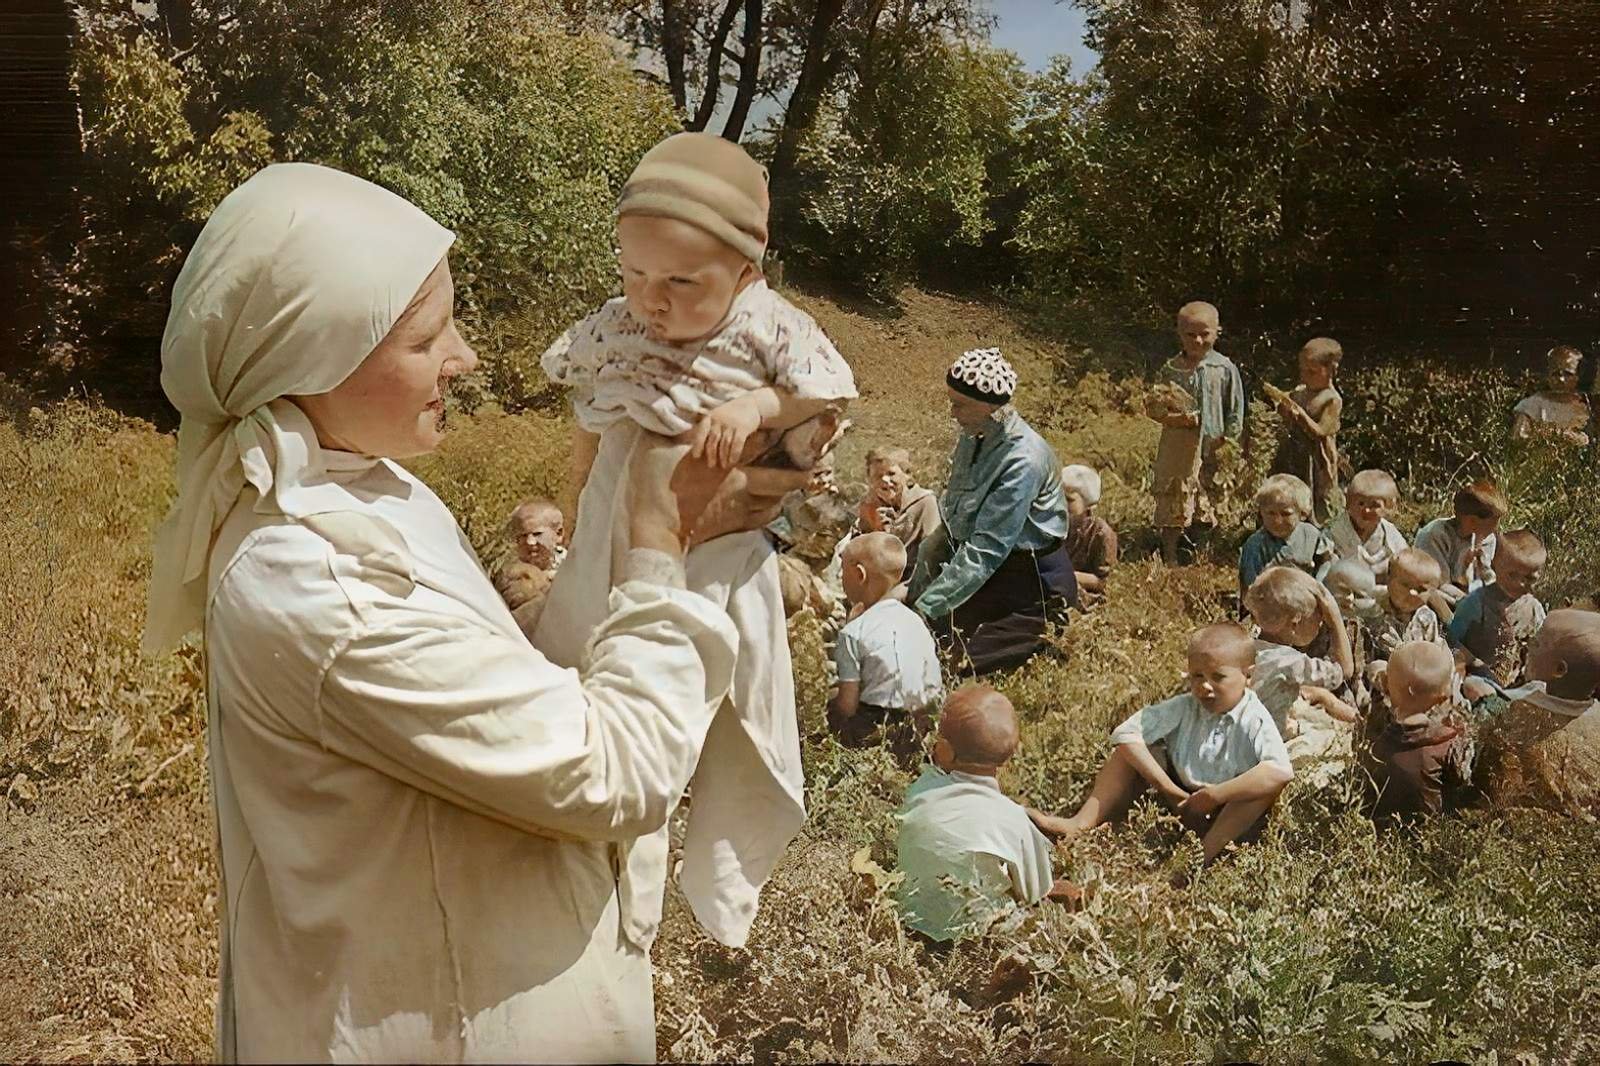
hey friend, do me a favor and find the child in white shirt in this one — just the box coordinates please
[829,533,943,768]
[537,133,857,952]
[1322,468,1407,582]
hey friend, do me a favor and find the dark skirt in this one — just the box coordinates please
[943,542,1079,676]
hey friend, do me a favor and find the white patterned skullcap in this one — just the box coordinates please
[946,347,1016,404]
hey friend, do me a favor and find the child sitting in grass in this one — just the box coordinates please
[1475,609,1600,816]
[1323,468,1407,582]
[856,446,941,579]
[1061,463,1118,602]
[1323,558,1380,708]
[1448,528,1548,698]
[1147,301,1245,565]
[1362,641,1470,825]
[1414,478,1508,608]
[895,686,1056,942]
[1269,337,1345,523]
[1510,345,1590,448]
[491,496,565,636]
[1364,547,1449,663]
[1239,473,1334,603]
[829,533,943,769]
[1028,623,1293,864]
[1244,566,1356,740]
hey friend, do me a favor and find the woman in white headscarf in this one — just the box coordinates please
[146,162,811,1063]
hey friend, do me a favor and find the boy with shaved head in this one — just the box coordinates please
[895,685,1055,942]
[1476,609,1600,815]
[1146,301,1245,564]
[1030,623,1293,863]
[829,532,943,767]
[1363,642,1469,824]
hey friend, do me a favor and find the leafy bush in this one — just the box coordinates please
[60,1,675,406]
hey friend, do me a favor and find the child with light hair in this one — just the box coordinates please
[1269,337,1345,523]
[537,132,858,951]
[1322,558,1380,708]
[1448,528,1548,696]
[1244,566,1356,743]
[1510,345,1590,447]
[895,686,1056,942]
[1475,609,1600,816]
[1060,462,1118,600]
[829,532,943,769]
[491,497,566,636]
[1239,473,1334,602]
[1028,623,1292,863]
[1362,641,1470,824]
[1364,547,1449,662]
[1323,468,1407,582]
[1414,478,1508,606]
[856,445,941,577]
[1146,301,1245,564]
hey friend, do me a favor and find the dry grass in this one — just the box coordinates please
[3,288,1600,1063]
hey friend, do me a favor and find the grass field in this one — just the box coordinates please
[2,288,1598,1063]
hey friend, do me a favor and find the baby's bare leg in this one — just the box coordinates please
[1201,794,1275,863]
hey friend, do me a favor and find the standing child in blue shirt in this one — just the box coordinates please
[1146,301,1246,564]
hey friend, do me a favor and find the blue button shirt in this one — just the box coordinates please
[913,406,1068,619]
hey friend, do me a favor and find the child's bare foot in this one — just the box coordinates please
[1026,806,1082,840]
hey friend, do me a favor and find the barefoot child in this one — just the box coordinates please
[895,686,1056,942]
[537,133,858,950]
[1147,301,1245,564]
[1238,474,1334,603]
[1029,623,1292,863]
[829,533,943,768]
[1362,641,1470,824]
[1268,337,1345,523]
[1061,463,1119,601]
[1414,479,1508,608]
[1323,469,1407,581]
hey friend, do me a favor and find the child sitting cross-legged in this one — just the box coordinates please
[1028,623,1293,865]
[1061,463,1119,603]
[1362,641,1470,825]
[894,686,1061,942]
[1323,468,1408,582]
[828,532,944,769]
[1245,566,1357,750]
[1239,474,1333,604]
[1448,528,1548,700]
[1414,478,1508,609]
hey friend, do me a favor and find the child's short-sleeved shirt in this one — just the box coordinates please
[1447,584,1547,686]
[1240,522,1332,596]
[834,598,943,711]
[1251,638,1346,733]
[1110,690,1290,790]
[541,279,858,435]
[1512,392,1589,433]
[1414,518,1496,592]
[1324,514,1407,580]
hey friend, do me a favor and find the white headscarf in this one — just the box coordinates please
[144,163,455,654]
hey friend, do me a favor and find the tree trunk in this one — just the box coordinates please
[688,0,745,131]
[769,0,847,187]
[660,0,690,115]
[720,0,763,141]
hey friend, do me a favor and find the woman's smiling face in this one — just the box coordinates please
[294,258,478,458]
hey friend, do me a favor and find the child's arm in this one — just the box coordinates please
[690,388,832,469]
[828,680,861,720]
[1318,585,1355,681]
[1118,740,1190,807]
[1299,684,1360,724]
[1180,761,1293,815]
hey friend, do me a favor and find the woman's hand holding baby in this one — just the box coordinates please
[690,395,764,469]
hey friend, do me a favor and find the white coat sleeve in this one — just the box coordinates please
[315,550,739,843]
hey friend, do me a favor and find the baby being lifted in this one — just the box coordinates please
[537,133,857,953]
